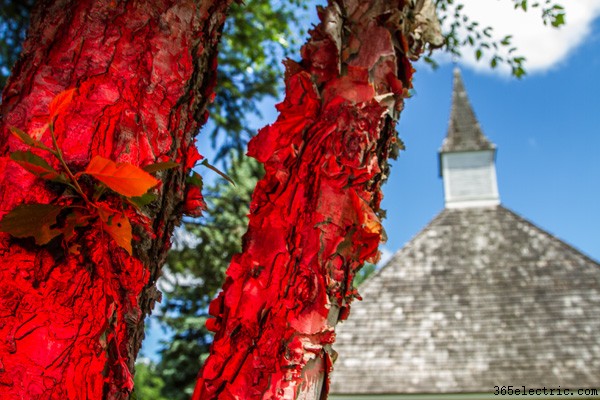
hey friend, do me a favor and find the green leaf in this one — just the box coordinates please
[423,56,439,69]
[200,159,235,186]
[187,171,204,189]
[513,66,527,78]
[10,150,67,183]
[128,192,158,208]
[552,13,565,27]
[143,161,179,173]
[9,127,54,153]
[0,203,64,245]
[501,35,513,46]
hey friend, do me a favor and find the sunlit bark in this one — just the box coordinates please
[194,0,442,399]
[0,0,230,398]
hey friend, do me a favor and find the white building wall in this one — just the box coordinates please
[442,151,500,208]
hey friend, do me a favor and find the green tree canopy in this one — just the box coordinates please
[156,155,263,399]
[0,0,35,89]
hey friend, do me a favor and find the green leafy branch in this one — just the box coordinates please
[429,0,566,77]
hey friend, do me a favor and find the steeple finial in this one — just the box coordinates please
[441,68,494,152]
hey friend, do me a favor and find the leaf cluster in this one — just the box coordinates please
[0,89,166,255]
[430,0,565,77]
[353,262,377,287]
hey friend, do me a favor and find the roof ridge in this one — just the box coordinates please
[497,205,600,266]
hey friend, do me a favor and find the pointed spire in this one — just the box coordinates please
[439,68,500,208]
[441,68,494,152]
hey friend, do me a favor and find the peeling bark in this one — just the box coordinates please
[195,0,442,399]
[0,0,230,399]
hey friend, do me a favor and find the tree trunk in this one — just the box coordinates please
[194,0,442,399]
[0,0,230,398]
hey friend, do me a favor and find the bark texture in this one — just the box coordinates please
[0,0,230,398]
[194,0,442,399]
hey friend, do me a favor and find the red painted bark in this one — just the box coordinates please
[0,0,230,399]
[195,0,442,399]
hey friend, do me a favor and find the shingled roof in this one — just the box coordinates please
[441,68,494,152]
[330,206,600,395]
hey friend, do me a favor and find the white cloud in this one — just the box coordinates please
[440,0,600,75]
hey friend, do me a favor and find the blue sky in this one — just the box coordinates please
[142,2,600,361]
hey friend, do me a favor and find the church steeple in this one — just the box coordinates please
[439,68,500,208]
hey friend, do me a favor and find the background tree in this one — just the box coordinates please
[132,363,167,400]
[155,155,262,400]
[433,0,565,77]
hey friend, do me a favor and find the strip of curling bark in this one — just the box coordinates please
[194,0,443,399]
[0,1,230,398]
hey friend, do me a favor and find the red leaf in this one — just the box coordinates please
[84,155,159,197]
[184,142,203,169]
[183,184,207,218]
[49,88,76,121]
[97,205,132,255]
